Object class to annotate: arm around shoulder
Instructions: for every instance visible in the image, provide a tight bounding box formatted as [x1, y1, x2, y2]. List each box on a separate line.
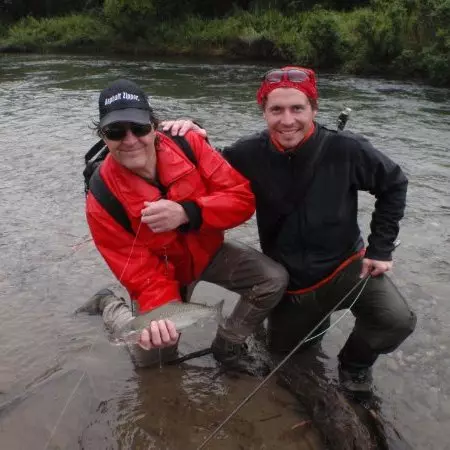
[182, 131, 256, 230]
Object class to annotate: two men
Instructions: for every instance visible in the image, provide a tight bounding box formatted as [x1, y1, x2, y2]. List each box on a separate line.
[165, 66, 416, 394]
[81, 79, 288, 368]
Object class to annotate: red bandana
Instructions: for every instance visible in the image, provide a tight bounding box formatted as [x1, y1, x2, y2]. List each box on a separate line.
[256, 66, 318, 105]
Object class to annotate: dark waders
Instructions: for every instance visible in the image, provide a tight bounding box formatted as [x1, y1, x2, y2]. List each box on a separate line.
[267, 258, 416, 370]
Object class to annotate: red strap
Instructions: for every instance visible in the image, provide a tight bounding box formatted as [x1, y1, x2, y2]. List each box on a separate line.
[286, 248, 366, 295]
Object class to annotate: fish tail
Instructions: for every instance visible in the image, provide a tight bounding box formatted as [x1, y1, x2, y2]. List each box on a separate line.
[214, 299, 225, 321]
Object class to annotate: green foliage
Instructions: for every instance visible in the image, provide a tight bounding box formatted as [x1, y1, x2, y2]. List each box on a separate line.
[421, 31, 450, 85]
[0, 22, 7, 38]
[1, 0, 448, 85]
[161, 10, 296, 50]
[367, 0, 450, 83]
[298, 9, 342, 68]
[248, 0, 371, 12]
[339, 2, 409, 73]
[103, 0, 156, 39]
[3, 14, 110, 49]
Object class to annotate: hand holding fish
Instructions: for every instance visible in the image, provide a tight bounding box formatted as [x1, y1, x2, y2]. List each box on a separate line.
[360, 258, 393, 278]
[138, 319, 179, 350]
[141, 200, 189, 233]
[113, 300, 224, 348]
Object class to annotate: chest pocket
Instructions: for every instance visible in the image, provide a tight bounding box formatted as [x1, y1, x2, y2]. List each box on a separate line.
[157, 144, 203, 202]
[304, 169, 351, 228]
[168, 171, 206, 202]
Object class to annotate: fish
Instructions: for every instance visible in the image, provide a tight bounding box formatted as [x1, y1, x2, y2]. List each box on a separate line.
[112, 299, 224, 345]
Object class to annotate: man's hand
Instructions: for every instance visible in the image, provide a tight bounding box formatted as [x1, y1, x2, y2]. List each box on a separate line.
[141, 199, 189, 233]
[138, 319, 179, 350]
[360, 258, 393, 278]
[161, 119, 207, 138]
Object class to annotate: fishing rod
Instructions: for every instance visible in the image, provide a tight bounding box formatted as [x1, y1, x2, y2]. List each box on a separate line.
[196, 274, 371, 450]
[337, 107, 352, 131]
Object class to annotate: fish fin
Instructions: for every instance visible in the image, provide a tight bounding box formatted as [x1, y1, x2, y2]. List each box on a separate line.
[110, 330, 140, 347]
[214, 299, 225, 320]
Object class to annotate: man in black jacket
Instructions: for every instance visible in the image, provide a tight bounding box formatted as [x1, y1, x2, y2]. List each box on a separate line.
[163, 66, 416, 395]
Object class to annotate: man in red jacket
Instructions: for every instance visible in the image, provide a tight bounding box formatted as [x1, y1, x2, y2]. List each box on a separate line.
[80, 79, 288, 368]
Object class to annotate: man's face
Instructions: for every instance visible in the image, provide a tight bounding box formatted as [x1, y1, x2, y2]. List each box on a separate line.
[102, 122, 156, 177]
[263, 88, 317, 148]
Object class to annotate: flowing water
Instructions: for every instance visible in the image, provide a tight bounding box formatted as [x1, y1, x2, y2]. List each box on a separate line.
[0, 54, 449, 450]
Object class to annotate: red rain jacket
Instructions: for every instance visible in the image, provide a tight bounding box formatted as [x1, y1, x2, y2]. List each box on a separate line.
[86, 131, 255, 313]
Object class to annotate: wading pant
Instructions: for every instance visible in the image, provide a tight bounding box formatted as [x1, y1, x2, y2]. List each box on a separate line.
[267, 259, 417, 370]
[102, 240, 289, 367]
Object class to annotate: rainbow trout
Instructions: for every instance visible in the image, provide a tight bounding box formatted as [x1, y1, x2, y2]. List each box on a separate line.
[112, 300, 224, 345]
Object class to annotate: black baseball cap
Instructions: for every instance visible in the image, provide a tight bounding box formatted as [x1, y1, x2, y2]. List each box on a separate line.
[98, 79, 153, 128]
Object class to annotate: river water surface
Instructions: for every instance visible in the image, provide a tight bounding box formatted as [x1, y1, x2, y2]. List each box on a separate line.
[0, 54, 449, 450]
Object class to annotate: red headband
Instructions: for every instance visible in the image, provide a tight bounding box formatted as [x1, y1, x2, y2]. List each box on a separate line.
[256, 66, 318, 105]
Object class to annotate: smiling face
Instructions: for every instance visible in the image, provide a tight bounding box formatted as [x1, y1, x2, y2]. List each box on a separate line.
[263, 88, 317, 149]
[102, 122, 157, 179]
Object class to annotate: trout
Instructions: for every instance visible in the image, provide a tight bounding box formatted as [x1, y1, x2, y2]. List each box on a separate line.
[113, 300, 224, 345]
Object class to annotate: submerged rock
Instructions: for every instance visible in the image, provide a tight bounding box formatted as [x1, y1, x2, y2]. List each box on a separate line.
[278, 361, 376, 450]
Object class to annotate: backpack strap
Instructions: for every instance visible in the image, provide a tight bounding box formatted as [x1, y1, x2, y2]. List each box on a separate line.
[87, 134, 197, 235]
[168, 133, 197, 166]
[89, 167, 135, 235]
[84, 139, 107, 165]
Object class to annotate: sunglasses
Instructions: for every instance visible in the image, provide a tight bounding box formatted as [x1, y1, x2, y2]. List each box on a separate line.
[263, 69, 310, 83]
[101, 123, 153, 141]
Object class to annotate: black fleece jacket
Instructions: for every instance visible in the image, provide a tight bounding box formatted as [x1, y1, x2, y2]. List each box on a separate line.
[221, 124, 408, 291]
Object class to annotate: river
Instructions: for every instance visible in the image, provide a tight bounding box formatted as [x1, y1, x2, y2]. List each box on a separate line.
[0, 54, 449, 450]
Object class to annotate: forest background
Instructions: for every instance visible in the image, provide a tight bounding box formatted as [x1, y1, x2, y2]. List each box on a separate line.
[1, 0, 449, 86]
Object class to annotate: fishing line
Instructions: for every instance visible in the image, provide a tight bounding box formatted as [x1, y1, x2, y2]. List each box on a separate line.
[169, 273, 367, 366]
[196, 275, 371, 450]
[43, 222, 143, 450]
[302, 277, 368, 345]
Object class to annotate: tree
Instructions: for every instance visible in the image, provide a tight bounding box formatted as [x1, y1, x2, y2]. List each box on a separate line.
[0, 0, 102, 21]
[104, 0, 156, 39]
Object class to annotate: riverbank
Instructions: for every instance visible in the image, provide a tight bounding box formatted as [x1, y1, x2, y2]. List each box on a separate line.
[1, 6, 449, 86]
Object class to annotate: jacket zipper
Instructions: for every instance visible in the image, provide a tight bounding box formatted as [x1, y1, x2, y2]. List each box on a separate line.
[162, 246, 169, 276]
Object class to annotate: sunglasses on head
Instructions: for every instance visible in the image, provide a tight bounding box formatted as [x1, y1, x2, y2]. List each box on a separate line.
[263, 69, 310, 83]
[101, 123, 153, 141]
